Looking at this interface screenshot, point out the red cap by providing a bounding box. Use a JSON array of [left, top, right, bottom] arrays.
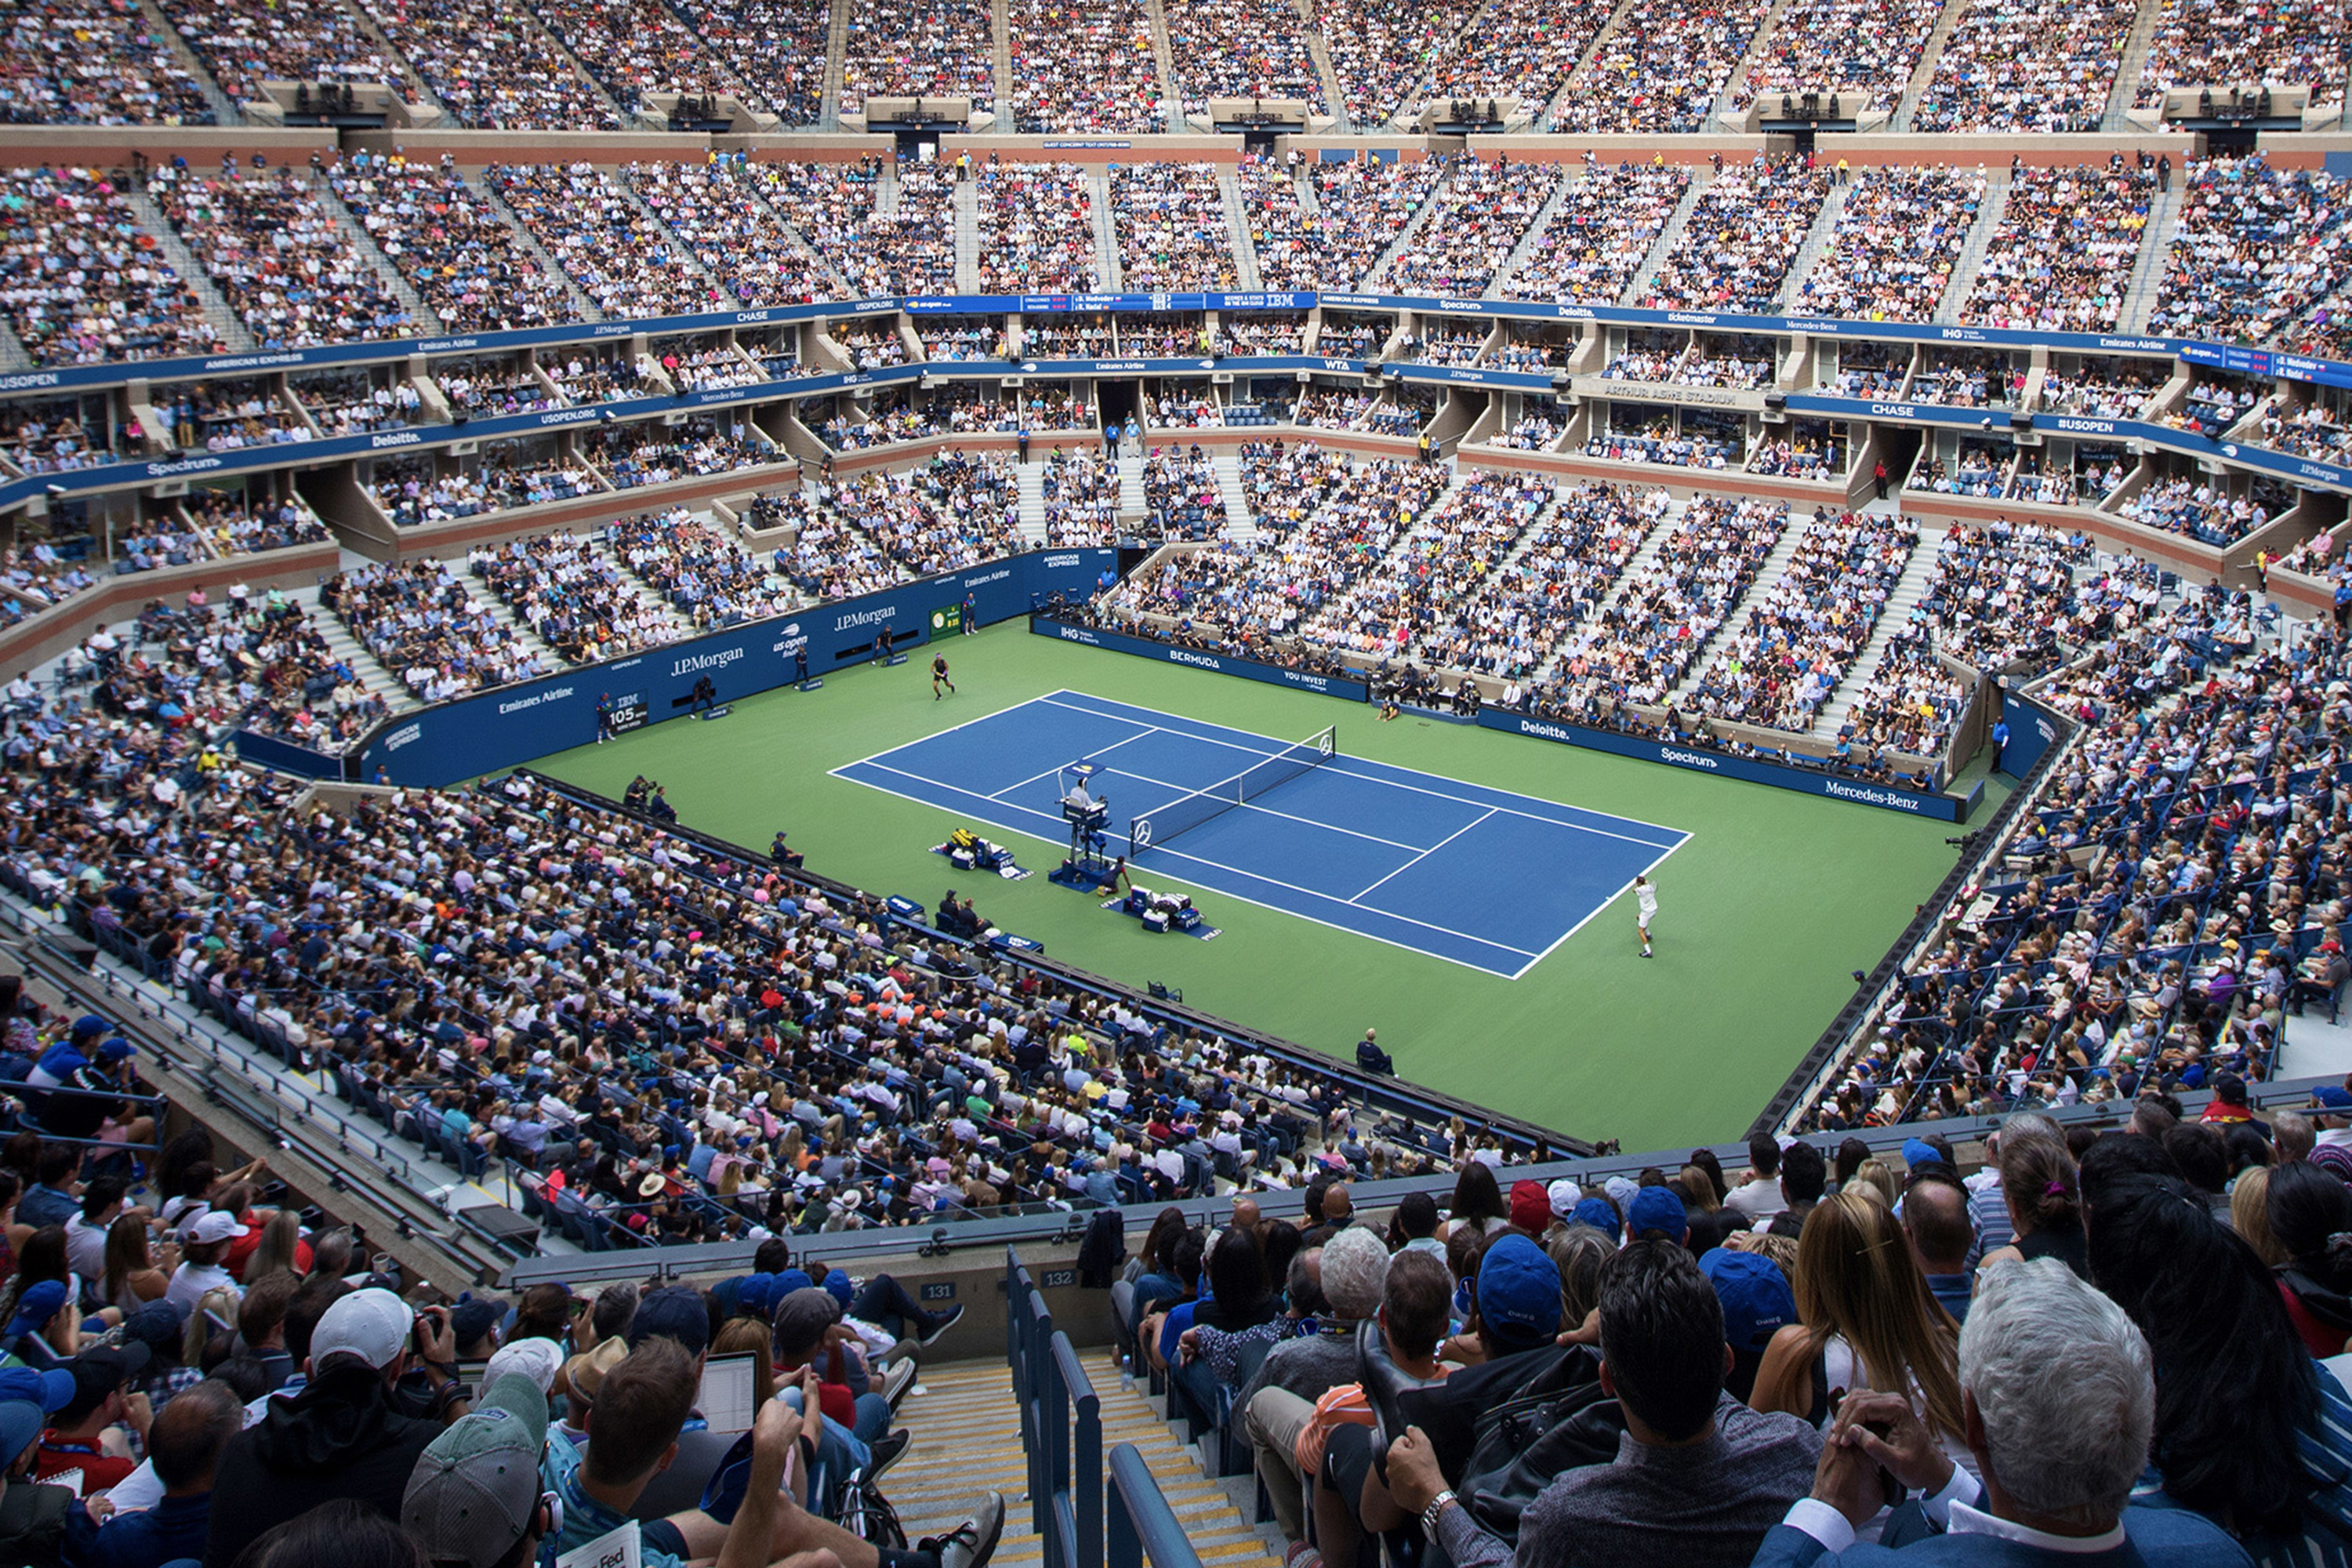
[[1509, 1179, 1552, 1234]]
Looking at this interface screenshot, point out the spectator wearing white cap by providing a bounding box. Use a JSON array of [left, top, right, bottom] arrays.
[[164, 1211, 247, 1317], [204, 1287, 467, 1566]]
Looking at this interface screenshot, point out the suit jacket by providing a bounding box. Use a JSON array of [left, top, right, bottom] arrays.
[[1748, 1504, 2255, 1568]]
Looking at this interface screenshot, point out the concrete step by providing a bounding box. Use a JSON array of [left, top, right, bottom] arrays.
[[2120, 186, 2176, 333], [479, 178, 608, 321], [310, 593, 420, 713], [125, 187, 259, 353], [1014, 461, 1050, 546], [1490, 169, 1581, 299], [1813, 517, 1949, 736], [1711, 0, 1795, 120], [1773, 179, 1852, 311], [1936, 175, 2010, 323], [1659, 506, 1813, 701], [1219, 170, 1264, 289], [954, 179, 982, 293], [822, 0, 850, 126], [136, 0, 242, 124], [1089, 166, 1123, 289], [1893, 0, 1976, 129], [1210, 451, 1257, 539], [588, 531, 702, 639], [1621, 172, 1710, 305], [338, 0, 447, 120], [993, 0, 1016, 115], [0, 318, 34, 373], [891, 1359, 1280, 1568], [466, 561, 578, 669], [309, 170, 445, 335], [2102, 0, 2165, 129], [1365, 166, 1458, 292]]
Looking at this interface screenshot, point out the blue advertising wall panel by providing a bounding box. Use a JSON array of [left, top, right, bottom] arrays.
[[19, 285, 2352, 402], [1017, 617, 1967, 818], [1995, 688, 2063, 779], [1029, 617, 1370, 701], [1475, 710, 1971, 821], [230, 729, 344, 779], [355, 550, 1115, 786], [20, 287, 2352, 511]]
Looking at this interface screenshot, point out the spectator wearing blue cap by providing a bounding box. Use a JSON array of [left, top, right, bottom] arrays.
[[5, 1280, 74, 1368], [1394, 1243, 1820, 1568], [1702, 1247, 1798, 1403], [0, 1387, 74, 1566], [1570, 1196, 1623, 1244], [1628, 1185, 1691, 1247], [1465, 1232, 1566, 1360]]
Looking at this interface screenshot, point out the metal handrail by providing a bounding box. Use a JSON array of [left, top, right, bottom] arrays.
[[1007, 1250, 1105, 1568], [1107, 1443, 1203, 1568]]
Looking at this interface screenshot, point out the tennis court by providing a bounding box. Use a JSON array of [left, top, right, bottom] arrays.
[[830, 690, 1690, 977]]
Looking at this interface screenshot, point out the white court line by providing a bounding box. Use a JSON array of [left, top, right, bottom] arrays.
[[1138, 840, 1543, 959], [1503, 833, 1693, 982], [1107, 764, 1429, 854], [829, 764, 1534, 977], [837, 690, 1685, 978], [831, 691, 1091, 775], [846, 760, 1074, 835], [1346, 807, 1498, 906], [986, 725, 1157, 800], [1044, 688, 1688, 851]]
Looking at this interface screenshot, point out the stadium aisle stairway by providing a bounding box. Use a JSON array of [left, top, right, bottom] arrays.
[[891, 1359, 1283, 1568], [1811, 514, 1948, 739]]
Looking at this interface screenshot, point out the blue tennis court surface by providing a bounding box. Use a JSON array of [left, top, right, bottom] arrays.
[[830, 691, 1690, 977]]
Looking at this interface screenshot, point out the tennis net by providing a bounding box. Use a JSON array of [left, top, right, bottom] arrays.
[[1128, 724, 1337, 857]]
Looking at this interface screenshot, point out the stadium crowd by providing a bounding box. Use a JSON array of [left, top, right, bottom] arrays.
[[1637, 157, 1830, 314], [1007, 0, 1166, 132], [1687, 510, 1916, 731]]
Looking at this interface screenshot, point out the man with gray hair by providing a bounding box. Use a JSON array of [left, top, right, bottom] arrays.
[[1239, 1229, 1388, 1541], [1751, 1257, 2250, 1565]]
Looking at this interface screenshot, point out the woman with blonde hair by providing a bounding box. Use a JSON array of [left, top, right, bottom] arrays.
[[1848, 1157, 1900, 1210], [710, 1316, 777, 1406], [2230, 1165, 2288, 1266], [1749, 1190, 1968, 1461], [242, 1210, 307, 1284]]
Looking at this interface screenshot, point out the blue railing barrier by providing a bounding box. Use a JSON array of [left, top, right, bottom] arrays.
[[1108, 1443, 1206, 1568], [1008, 1251, 1105, 1568]]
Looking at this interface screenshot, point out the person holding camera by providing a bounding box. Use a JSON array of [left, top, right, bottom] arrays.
[[204, 1287, 470, 1566]]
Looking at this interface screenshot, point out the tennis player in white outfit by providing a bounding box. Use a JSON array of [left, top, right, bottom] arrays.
[[1634, 874, 1657, 957]]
